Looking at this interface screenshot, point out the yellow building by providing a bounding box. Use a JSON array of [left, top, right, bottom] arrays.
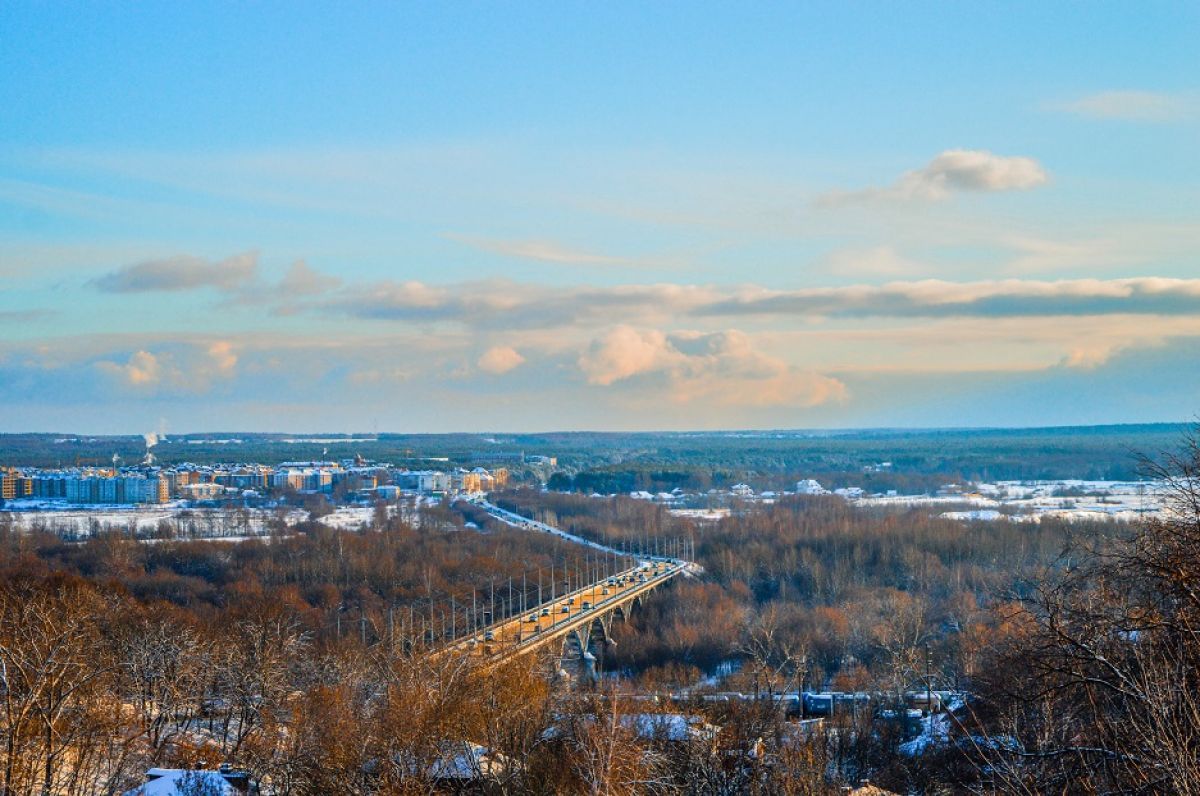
[[0, 471, 15, 500]]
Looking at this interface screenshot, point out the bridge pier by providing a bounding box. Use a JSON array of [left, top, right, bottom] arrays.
[[559, 627, 599, 683]]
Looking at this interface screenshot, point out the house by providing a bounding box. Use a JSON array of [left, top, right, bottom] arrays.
[[123, 767, 252, 796], [423, 742, 510, 784], [620, 713, 720, 744]]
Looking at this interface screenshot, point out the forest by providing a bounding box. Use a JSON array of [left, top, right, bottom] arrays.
[[0, 423, 1183, 481], [2, 430, 1199, 793]]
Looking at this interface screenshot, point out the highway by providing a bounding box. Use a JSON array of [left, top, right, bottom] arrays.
[[444, 558, 685, 665], [442, 498, 691, 669]]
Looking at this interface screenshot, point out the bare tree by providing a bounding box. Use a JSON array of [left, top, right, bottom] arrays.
[[967, 430, 1200, 793]]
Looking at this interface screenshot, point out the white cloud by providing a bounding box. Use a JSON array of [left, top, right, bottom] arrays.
[[105, 350, 164, 387], [1054, 90, 1194, 122], [96, 341, 238, 393], [303, 275, 1200, 333], [578, 326, 672, 385], [577, 326, 846, 408], [819, 149, 1048, 205], [205, 341, 238, 378], [477, 345, 526, 374], [698, 276, 1200, 320]]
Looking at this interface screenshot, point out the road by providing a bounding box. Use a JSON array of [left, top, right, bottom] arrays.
[[442, 497, 692, 667], [443, 558, 685, 665]]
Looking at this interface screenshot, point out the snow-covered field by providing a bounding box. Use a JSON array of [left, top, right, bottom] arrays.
[[668, 508, 731, 522], [930, 480, 1169, 523], [842, 479, 1170, 524]]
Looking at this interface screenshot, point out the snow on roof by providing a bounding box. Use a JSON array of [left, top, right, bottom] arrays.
[[123, 769, 238, 796], [425, 741, 509, 781], [620, 713, 717, 742]]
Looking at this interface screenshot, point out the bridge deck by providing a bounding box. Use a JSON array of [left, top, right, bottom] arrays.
[[444, 559, 685, 666]]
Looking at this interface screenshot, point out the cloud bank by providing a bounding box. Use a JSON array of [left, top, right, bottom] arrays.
[[307, 276, 1200, 330]]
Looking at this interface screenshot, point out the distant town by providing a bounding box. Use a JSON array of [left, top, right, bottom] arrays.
[[0, 454, 516, 505], [1, 440, 1170, 533]]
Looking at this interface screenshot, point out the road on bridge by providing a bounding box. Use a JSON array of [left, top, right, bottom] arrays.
[[443, 558, 685, 666], [441, 498, 693, 669]]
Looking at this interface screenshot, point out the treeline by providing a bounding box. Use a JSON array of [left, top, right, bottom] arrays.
[[0, 568, 848, 795], [1, 423, 1182, 476], [495, 489, 1117, 702], [942, 434, 1200, 793], [499, 447, 1200, 795], [1, 513, 621, 649], [546, 467, 962, 495]]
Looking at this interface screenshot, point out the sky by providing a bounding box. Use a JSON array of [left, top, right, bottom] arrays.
[[1, 2, 1198, 433]]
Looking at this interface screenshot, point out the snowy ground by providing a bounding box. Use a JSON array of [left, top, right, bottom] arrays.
[[1, 501, 424, 539], [899, 696, 965, 756], [860, 479, 1170, 524], [668, 507, 731, 522]]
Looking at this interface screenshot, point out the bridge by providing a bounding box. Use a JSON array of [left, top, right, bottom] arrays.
[[443, 499, 693, 679]]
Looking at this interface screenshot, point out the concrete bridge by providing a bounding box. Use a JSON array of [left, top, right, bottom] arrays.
[[442, 500, 692, 679]]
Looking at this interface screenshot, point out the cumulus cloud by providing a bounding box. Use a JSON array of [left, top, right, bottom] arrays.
[[578, 327, 673, 385], [93, 252, 258, 293], [96, 341, 238, 393], [205, 341, 238, 377], [1054, 90, 1193, 122], [577, 326, 846, 408], [104, 350, 164, 386], [477, 345, 526, 374], [819, 149, 1048, 204]]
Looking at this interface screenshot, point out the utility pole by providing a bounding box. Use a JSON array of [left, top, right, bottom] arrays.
[[926, 644, 934, 716]]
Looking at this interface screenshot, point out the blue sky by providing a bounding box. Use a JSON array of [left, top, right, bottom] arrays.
[[1, 2, 1198, 432]]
